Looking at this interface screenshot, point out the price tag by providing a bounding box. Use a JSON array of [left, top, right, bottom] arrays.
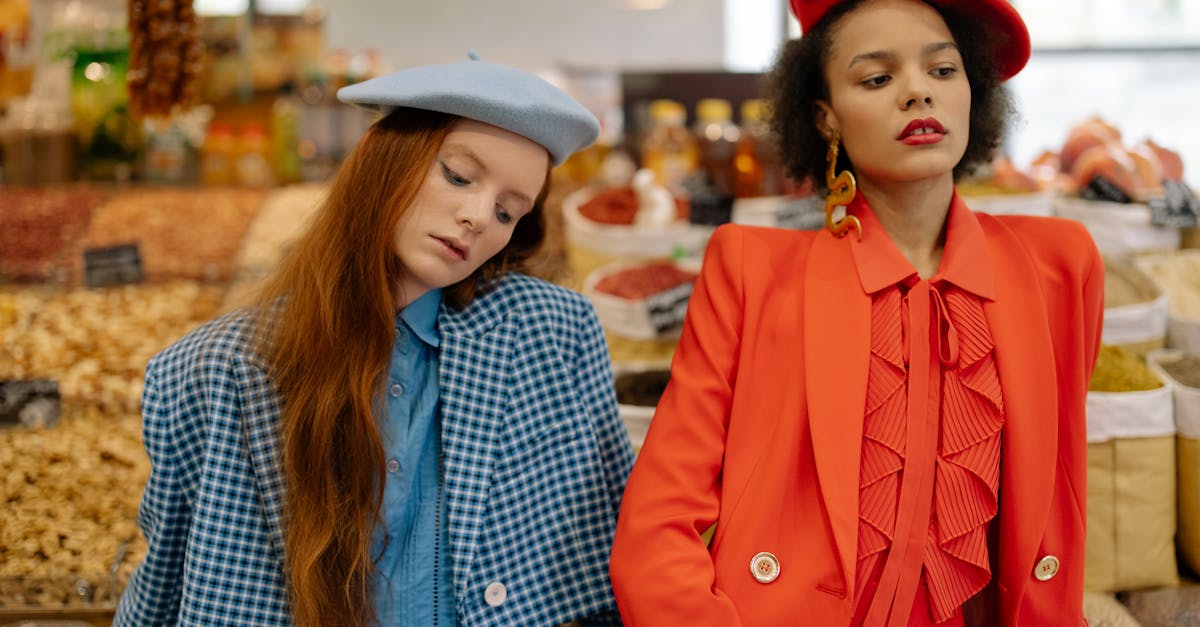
[[643, 281, 694, 336], [1080, 175, 1132, 204], [683, 174, 734, 226], [1149, 180, 1199, 228], [774, 198, 827, 231], [84, 243, 144, 289], [0, 380, 62, 429]]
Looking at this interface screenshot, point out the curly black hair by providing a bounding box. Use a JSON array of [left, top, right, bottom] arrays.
[[766, 0, 1016, 192]]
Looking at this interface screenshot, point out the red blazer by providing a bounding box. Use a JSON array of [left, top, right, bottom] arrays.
[[609, 211, 1104, 626]]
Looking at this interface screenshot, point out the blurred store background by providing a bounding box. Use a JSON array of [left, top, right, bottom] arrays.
[[2, 2, 1200, 625]]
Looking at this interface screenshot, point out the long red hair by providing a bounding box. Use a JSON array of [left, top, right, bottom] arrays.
[[252, 107, 549, 626]]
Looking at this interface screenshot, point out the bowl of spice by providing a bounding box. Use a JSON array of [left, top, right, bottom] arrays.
[[583, 259, 700, 341], [562, 173, 711, 286]]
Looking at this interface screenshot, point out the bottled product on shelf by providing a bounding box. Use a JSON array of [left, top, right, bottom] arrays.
[[200, 121, 237, 186], [57, 0, 140, 181], [142, 115, 194, 184], [735, 98, 788, 198], [692, 98, 739, 200], [0, 0, 35, 106], [235, 122, 274, 187], [0, 95, 79, 185], [297, 69, 339, 182], [270, 81, 302, 184], [640, 99, 697, 192]]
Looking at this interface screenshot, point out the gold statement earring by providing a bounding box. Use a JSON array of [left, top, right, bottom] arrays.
[[824, 130, 862, 239]]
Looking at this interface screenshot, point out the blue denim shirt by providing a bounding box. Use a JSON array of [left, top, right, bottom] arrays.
[[372, 289, 455, 626]]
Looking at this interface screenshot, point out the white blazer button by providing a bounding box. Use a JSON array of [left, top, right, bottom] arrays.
[[750, 552, 781, 584], [1034, 555, 1060, 581], [484, 581, 507, 607]]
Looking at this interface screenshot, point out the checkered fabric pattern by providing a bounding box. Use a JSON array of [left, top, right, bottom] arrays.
[[114, 273, 635, 626]]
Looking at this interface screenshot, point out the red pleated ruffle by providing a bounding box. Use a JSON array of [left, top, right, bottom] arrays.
[[855, 284, 1003, 624]]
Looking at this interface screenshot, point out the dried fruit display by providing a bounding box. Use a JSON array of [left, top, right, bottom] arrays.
[[0, 282, 223, 413], [0, 187, 108, 283], [127, 0, 203, 117], [0, 409, 148, 607], [65, 188, 264, 285]]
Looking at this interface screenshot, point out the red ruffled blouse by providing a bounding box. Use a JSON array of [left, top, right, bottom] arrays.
[[845, 192, 1005, 627]]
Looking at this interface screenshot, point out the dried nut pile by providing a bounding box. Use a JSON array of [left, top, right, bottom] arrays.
[[0, 409, 149, 606], [231, 183, 327, 278], [0, 187, 107, 282], [0, 288, 44, 335], [0, 282, 223, 413], [67, 188, 265, 285], [127, 0, 202, 116]]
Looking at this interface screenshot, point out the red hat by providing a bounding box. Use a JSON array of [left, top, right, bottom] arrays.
[[788, 0, 1031, 81]]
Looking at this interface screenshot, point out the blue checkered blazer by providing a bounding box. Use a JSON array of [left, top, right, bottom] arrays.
[[114, 273, 635, 626]]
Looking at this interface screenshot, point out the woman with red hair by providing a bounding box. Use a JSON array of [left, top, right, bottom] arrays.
[[116, 56, 634, 626]]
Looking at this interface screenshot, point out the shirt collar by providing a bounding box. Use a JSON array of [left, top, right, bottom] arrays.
[[398, 288, 442, 348], [847, 189, 995, 300]]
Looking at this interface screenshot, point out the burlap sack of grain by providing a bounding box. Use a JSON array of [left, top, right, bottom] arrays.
[[1082, 592, 1143, 627], [1086, 346, 1178, 592], [1147, 350, 1200, 577]]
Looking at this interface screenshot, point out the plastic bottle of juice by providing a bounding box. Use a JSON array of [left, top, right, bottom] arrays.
[[640, 99, 697, 192]]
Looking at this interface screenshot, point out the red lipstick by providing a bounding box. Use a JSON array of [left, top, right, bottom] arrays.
[[897, 117, 947, 145]]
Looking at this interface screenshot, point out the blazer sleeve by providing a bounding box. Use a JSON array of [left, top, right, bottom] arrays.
[[1081, 237, 1104, 386], [573, 301, 637, 514], [609, 224, 746, 626], [113, 358, 195, 626]]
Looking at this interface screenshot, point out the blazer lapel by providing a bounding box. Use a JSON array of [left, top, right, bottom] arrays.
[[437, 300, 509, 600], [804, 229, 871, 596], [240, 358, 288, 561], [977, 216, 1058, 616]]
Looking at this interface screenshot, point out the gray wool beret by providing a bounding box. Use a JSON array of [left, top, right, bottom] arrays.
[[337, 53, 600, 165]]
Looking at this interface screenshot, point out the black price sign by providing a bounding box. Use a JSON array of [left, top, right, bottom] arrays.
[[84, 243, 144, 289], [1080, 175, 1132, 204], [775, 198, 827, 231], [643, 282, 694, 336], [0, 380, 62, 429], [1149, 180, 1199, 228], [682, 173, 734, 227]]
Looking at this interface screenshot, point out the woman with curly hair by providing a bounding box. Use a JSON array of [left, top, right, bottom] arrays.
[[610, 1, 1102, 625]]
